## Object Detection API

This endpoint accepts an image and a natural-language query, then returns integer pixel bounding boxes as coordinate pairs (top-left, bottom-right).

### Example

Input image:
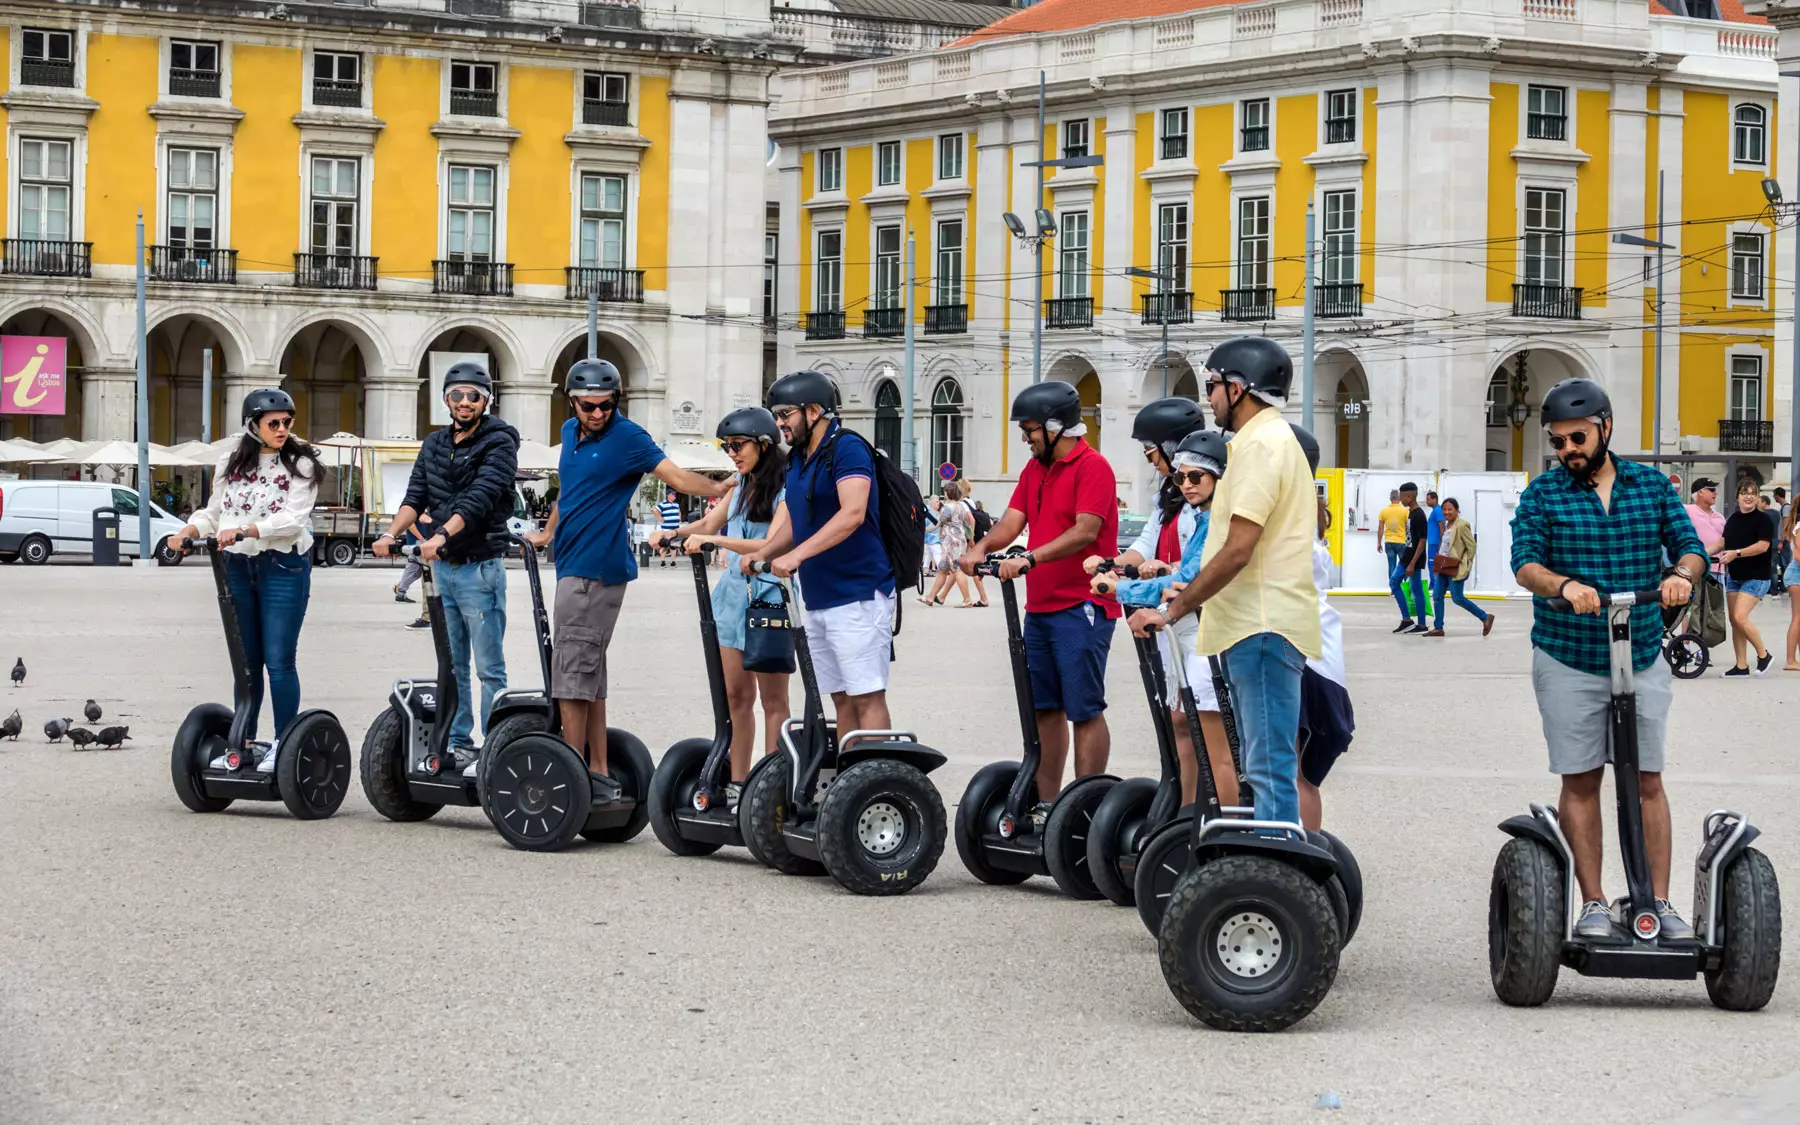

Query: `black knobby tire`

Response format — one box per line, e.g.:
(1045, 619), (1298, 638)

(1044, 777), (1117, 900)
(1487, 836), (1565, 1007)
(738, 752), (824, 875)
(277, 711), (352, 820)
(580, 728), (654, 843)
(486, 733), (591, 852)
(1158, 854), (1342, 1032)
(649, 738), (726, 857)
(20, 535), (50, 565)
(358, 707), (443, 823)
(1317, 830), (1364, 947)
(1087, 777), (1157, 907)
(1135, 817), (1195, 935)
(953, 760), (1034, 886)
(737, 753), (780, 867)
(1705, 847), (1782, 1012)
(478, 710), (549, 808)
(816, 758), (946, 896)
(1665, 633), (1710, 679)
(170, 703), (233, 813)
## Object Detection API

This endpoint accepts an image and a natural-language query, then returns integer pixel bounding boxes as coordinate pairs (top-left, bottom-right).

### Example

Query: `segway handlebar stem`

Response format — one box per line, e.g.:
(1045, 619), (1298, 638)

(973, 547), (1029, 578)
(1544, 588), (1664, 613)
(180, 536), (220, 552)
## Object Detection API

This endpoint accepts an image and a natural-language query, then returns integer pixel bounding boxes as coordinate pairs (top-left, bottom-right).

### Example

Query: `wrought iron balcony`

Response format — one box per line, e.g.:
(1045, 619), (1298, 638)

(293, 252), (378, 290)
(1160, 135), (1188, 160)
(169, 67), (220, 98)
(313, 78), (362, 108)
(21, 57), (75, 88)
(565, 266), (644, 302)
(1511, 282), (1583, 319)
(582, 99), (630, 126)
(1325, 117), (1356, 145)
(450, 88), (498, 117)
(150, 246), (235, 284)
(1221, 287), (1275, 322)
(864, 306), (904, 338)
(1718, 419), (1774, 454)
(1045, 296), (1094, 329)
(1315, 282), (1363, 318)
(0, 239), (92, 277)
(805, 310), (846, 340)
(434, 259), (513, 297)
(924, 303), (967, 335)
(1140, 291), (1192, 325)
(1527, 112), (1566, 141)
(1241, 125), (1269, 152)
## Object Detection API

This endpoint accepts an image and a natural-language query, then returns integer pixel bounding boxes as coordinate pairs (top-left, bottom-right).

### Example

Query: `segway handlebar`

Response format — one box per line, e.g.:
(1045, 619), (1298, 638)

(1544, 587), (1665, 613)
(973, 547), (1030, 577)
(179, 536), (219, 552)
(1090, 557), (1144, 597)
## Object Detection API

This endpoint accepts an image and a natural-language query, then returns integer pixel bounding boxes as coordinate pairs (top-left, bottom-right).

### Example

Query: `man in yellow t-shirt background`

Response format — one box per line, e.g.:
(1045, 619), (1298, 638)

(1376, 489), (1409, 623)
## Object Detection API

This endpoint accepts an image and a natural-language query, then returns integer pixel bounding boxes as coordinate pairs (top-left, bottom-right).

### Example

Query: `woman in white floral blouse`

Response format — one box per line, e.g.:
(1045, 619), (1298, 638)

(169, 389), (322, 768)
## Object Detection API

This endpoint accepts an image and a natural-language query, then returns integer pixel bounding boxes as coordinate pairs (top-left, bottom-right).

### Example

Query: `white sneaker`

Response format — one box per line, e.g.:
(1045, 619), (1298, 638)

(257, 742), (279, 773)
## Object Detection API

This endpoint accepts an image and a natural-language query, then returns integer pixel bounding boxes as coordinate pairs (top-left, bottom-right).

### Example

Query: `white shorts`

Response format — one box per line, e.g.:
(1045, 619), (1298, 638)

(802, 591), (895, 697)
(1155, 616), (1219, 713)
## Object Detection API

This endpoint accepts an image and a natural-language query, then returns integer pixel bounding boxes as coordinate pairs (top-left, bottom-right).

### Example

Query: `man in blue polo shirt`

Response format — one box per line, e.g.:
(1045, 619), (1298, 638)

(745, 370), (896, 733)
(527, 359), (732, 793)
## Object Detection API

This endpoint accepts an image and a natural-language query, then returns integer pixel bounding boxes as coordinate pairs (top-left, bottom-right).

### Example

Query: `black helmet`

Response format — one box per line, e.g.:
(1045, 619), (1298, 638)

(1289, 424), (1321, 475)
(1009, 380), (1083, 433)
(242, 388), (295, 427)
(766, 370), (838, 412)
(566, 358), (621, 396)
(1205, 337), (1293, 404)
(443, 362), (492, 399)
(716, 406), (780, 445)
(1171, 429), (1228, 480)
(1132, 396), (1208, 458)
(1539, 378), (1611, 426)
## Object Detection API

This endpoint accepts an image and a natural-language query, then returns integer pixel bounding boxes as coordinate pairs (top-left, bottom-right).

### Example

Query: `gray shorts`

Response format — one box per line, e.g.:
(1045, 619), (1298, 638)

(552, 577), (627, 702)
(1530, 647), (1671, 775)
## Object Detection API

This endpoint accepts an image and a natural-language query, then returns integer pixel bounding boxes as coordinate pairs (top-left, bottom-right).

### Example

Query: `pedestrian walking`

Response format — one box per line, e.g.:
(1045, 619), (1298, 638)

(656, 489), (683, 566)
(1424, 489), (1445, 563)
(922, 482), (976, 607)
(1718, 479), (1776, 677)
(1684, 478), (1726, 575)
(1425, 498), (1495, 637)
(966, 497), (994, 607)
(1782, 506), (1800, 671)
(1377, 488), (1406, 595)
(393, 510), (433, 605)
(1390, 482), (1429, 633)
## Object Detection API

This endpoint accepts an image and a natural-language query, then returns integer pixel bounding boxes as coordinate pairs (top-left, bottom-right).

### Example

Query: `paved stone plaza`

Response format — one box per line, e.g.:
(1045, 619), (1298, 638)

(1, 560), (1796, 1123)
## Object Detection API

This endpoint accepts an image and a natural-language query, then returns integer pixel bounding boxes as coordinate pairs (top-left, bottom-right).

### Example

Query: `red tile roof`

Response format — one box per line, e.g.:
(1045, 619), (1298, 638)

(1650, 0), (1767, 22)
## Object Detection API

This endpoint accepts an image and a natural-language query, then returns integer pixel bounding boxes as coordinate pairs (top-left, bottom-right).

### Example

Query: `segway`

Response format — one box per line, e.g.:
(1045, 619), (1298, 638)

(1489, 588), (1781, 1010)
(169, 537), (352, 819)
(736, 562), (948, 895)
(953, 549), (1121, 898)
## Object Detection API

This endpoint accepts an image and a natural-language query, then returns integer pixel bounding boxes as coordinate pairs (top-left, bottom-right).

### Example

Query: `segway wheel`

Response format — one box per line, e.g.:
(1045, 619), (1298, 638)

(817, 758), (946, 896)
(1704, 847), (1782, 1012)
(953, 761), (1034, 886)
(1087, 777), (1157, 907)
(1317, 830), (1363, 947)
(477, 710), (549, 804)
(1135, 817), (1195, 935)
(171, 703), (234, 813)
(1487, 837), (1565, 1007)
(738, 751), (825, 876)
(276, 710), (352, 820)
(649, 738), (726, 857)
(579, 728), (653, 843)
(1044, 776), (1117, 900)
(358, 708), (443, 822)
(1158, 854), (1342, 1032)
(485, 733), (591, 852)
(1664, 633), (1710, 679)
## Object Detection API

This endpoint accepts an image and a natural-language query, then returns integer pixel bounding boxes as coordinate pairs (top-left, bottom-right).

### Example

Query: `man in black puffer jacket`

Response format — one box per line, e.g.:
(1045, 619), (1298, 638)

(375, 363), (520, 765)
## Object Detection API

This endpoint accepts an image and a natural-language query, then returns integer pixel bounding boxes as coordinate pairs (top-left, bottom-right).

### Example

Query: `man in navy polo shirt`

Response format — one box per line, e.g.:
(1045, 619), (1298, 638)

(745, 370), (896, 734)
(960, 380), (1119, 828)
(527, 359), (732, 793)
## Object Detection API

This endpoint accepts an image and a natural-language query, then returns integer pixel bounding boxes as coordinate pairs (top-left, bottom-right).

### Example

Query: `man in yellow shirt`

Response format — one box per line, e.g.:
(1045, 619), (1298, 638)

(1377, 488), (1407, 607)
(1127, 337), (1319, 826)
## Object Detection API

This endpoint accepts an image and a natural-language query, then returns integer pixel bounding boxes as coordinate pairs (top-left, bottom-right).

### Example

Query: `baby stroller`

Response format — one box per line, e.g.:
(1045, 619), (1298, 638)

(1662, 568), (1726, 679)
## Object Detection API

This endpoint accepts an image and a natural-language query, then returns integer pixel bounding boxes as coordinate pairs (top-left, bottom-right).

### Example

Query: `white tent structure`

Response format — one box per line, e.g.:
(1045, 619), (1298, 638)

(53, 440), (204, 468)
(33, 437), (91, 457)
(664, 440), (735, 475)
(0, 438), (55, 463)
(168, 440), (223, 465)
(515, 439), (562, 472)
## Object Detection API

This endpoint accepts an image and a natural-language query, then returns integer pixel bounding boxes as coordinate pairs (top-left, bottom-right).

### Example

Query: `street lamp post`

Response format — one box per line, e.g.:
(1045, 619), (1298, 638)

(1614, 169), (1670, 458)
(1126, 265), (1175, 397)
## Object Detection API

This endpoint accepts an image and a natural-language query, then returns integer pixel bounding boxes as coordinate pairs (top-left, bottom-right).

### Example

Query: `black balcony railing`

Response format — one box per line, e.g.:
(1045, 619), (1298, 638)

(1045, 296), (1094, 329)
(1511, 282), (1583, 319)
(169, 67), (220, 98)
(1160, 135), (1188, 160)
(313, 78), (363, 108)
(434, 259), (513, 297)
(582, 99), (630, 126)
(1527, 113), (1566, 142)
(565, 266), (645, 302)
(1719, 418), (1774, 453)
(21, 57), (75, 88)
(864, 306), (905, 338)
(150, 245), (236, 284)
(293, 252), (378, 290)
(450, 88), (499, 117)
(0, 238), (92, 277)
(805, 310), (846, 340)
(925, 303), (967, 335)
(1140, 291), (1193, 325)
(1240, 125), (1270, 152)
(1221, 287), (1275, 322)
(1316, 282), (1363, 318)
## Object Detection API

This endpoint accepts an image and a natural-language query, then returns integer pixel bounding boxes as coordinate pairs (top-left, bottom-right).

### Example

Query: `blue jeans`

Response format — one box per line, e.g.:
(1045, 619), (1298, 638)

(1221, 632), (1305, 826)
(222, 550), (312, 741)
(1431, 573), (1490, 629)
(1388, 547), (1424, 621)
(435, 557), (508, 749)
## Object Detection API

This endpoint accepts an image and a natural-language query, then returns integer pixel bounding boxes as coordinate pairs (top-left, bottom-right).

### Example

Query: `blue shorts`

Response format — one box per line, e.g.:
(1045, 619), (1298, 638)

(1786, 560), (1800, 588)
(1725, 575), (1771, 600)
(1023, 603), (1115, 723)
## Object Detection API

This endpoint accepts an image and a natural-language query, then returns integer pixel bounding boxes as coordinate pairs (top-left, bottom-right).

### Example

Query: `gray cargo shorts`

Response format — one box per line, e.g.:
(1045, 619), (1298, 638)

(1530, 647), (1672, 775)
(552, 577), (627, 702)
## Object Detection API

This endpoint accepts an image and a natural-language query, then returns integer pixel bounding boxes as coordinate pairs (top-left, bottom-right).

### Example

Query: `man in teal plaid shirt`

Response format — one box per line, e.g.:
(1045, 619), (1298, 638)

(1510, 378), (1707, 942)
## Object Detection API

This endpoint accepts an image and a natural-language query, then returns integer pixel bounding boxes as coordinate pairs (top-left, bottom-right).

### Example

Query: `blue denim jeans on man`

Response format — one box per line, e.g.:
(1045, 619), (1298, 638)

(1221, 631), (1305, 825)
(223, 549), (312, 741)
(1432, 573), (1491, 630)
(434, 557), (507, 749)
(1389, 547), (1425, 621)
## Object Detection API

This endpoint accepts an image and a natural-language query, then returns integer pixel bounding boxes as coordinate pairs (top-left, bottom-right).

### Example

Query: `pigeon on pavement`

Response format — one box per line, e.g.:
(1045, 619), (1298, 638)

(84, 699), (102, 723)
(0, 710), (20, 740)
(9, 659), (22, 687)
(65, 727), (97, 749)
(94, 725), (131, 749)
(44, 717), (73, 743)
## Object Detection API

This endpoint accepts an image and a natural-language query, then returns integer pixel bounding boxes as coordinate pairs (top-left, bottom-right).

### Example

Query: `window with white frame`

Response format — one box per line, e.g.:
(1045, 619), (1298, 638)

(931, 378), (964, 482)
(1157, 203), (1188, 291)
(446, 165), (495, 262)
(166, 148), (218, 250)
(817, 148), (843, 193)
(21, 29), (76, 88)
(1527, 85), (1567, 142)
(877, 141), (901, 187)
(1059, 211), (1089, 298)
(1731, 232), (1765, 300)
(874, 225), (902, 308)
(815, 230), (842, 311)
(1324, 89), (1357, 145)
(1734, 105), (1766, 166)
(1322, 190), (1357, 284)
(1062, 118), (1089, 159)
(313, 51), (362, 108)
(1523, 188), (1566, 286)
(1237, 197), (1271, 288)
(935, 219), (963, 307)
(449, 61), (498, 117)
(581, 72), (630, 126)
(1241, 98), (1270, 152)
(169, 40), (220, 98)
(578, 172), (626, 269)
(17, 138), (73, 241)
(938, 133), (964, 180)
(1160, 108), (1189, 160)
(309, 156), (360, 256)
(763, 232), (777, 322)
(1729, 355), (1763, 421)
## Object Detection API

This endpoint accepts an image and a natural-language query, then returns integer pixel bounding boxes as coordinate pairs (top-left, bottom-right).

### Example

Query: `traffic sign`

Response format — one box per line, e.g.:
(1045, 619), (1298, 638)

(938, 462), (957, 481)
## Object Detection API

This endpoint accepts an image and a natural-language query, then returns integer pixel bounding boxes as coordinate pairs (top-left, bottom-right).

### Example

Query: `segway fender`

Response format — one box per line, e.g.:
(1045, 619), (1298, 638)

(487, 693), (550, 730)
(1499, 812), (1567, 857)
(1195, 826), (1338, 886)
(837, 741), (947, 777)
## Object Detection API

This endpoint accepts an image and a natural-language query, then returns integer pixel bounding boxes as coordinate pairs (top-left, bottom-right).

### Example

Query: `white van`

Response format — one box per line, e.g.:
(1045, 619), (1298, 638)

(0, 480), (185, 565)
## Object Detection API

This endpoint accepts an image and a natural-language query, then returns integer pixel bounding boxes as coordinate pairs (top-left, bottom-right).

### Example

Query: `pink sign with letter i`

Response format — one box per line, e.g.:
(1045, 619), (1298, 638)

(1, 335), (68, 415)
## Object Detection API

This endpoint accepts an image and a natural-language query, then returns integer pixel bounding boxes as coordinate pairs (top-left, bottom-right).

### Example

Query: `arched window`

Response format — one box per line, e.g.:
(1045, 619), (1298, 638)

(873, 378), (901, 462)
(1734, 104), (1766, 167)
(929, 377), (964, 488)
(1485, 371), (1512, 428)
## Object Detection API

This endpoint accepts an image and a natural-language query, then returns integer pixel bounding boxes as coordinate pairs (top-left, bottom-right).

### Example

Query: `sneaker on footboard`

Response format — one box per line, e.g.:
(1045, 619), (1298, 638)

(1575, 899), (1618, 940)
(1655, 899), (1696, 941)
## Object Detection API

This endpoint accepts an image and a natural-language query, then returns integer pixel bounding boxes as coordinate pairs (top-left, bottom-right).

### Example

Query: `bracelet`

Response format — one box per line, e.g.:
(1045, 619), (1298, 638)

(1557, 577), (1576, 599)
(1023, 551), (1037, 571)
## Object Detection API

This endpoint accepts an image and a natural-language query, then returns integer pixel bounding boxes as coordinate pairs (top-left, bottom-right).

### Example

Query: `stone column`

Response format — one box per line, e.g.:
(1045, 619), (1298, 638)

(79, 367), (138, 442)
(219, 374), (265, 440)
(498, 378), (554, 446)
(1606, 79), (1652, 455)
(663, 71), (718, 444)
(970, 113), (1013, 487)
(364, 373), (422, 441)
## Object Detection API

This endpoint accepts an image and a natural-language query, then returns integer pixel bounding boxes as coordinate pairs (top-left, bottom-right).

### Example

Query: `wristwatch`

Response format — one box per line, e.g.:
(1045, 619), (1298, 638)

(1022, 551), (1037, 571)
(1673, 564), (1697, 581)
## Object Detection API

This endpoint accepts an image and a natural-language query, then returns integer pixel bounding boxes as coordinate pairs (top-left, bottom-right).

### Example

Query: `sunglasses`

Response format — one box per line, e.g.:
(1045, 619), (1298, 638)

(1547, 430), (1592, 451)
(574, 397), (617, 415)
(1174, 469), (1212, 486)
(772, 407), (801, 422)
(263, 416), (294, 430)
(446, 389), (486, 405)
(1204, 378), (1227, 395)
(722, 438), (757, 454)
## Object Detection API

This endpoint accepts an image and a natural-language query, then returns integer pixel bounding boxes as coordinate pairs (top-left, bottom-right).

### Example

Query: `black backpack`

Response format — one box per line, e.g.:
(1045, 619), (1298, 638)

(808, 428), (927, 633)
(969, 502), (995, 542)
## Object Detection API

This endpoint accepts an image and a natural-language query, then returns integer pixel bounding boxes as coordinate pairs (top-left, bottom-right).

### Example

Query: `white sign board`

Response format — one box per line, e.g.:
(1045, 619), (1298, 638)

(669, 399), (704, 435)
(427, 352), (490, 426)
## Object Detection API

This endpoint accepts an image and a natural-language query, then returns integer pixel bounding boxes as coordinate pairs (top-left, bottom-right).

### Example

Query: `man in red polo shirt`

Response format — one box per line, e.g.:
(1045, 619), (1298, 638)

(961, 380), (1120, 827)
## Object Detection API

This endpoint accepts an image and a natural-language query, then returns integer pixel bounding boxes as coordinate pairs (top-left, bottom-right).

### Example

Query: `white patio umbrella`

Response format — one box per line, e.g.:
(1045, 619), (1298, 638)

(663, 439), (735, 475)
(0, 438), (56, 463)
(168, 440), (223, 464)
(53, 440), (205, 468)
(33, 437), (92, 457)
(514, 439), (562, 472)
